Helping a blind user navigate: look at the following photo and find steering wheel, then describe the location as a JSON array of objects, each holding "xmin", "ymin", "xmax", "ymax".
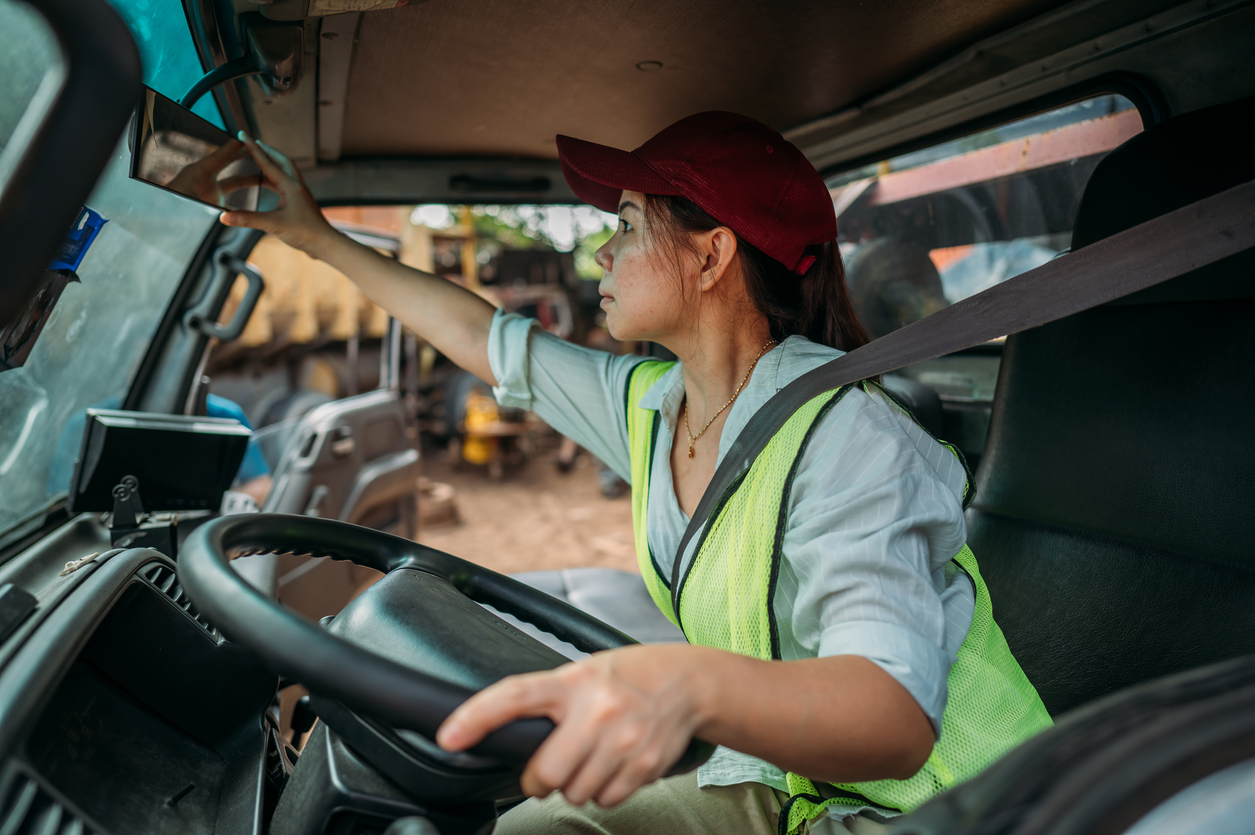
[{"xmin": 179, "ymin": 513, "xmax": 713, "ymax": 773}]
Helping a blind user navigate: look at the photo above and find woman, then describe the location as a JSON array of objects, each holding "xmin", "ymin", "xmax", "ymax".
[{"xmin": 222, "ymin": 112, "xmax": 1050, "ymax": 835}]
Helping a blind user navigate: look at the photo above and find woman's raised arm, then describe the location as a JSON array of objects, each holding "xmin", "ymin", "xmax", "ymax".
[{"xmin": 220, "ymin": 132, "xmax": 498, "ymax": 384}]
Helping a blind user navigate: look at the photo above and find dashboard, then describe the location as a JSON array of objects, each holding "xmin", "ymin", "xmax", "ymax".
[{"xmin": 0, "ymin": 519, "xmax": 278, "ymax": 834}]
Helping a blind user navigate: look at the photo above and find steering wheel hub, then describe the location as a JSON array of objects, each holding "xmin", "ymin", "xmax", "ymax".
[{"xmin": 179, "ymin": 513, "xmax": 713, "ymax": 788}]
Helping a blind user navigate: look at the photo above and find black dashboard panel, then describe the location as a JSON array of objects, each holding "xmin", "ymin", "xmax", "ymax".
[
  {"xmin": 0, "ymin": 549, "xmax": 278, "ymax": 835},
  {"xmin": 28, "ymin": 660, "xmax": 228, "ymax": 832},
  {"xmin": 79, "ymin": 568, "xmax": 274, "ymax": 748}
]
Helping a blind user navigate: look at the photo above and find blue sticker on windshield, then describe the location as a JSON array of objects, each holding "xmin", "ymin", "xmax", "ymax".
[{"xmin": 49, "ymin": 207, "xmax": 107, "ymax": 272}]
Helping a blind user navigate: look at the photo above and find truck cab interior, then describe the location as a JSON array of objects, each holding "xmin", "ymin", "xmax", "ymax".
[{"xmin": 0, "ymin": 1, "xmax": 1252, "ymax": 834}]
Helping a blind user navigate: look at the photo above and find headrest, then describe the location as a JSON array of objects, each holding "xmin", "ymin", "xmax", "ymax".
[
  {"xmin": 1073, "ymin": 95, "xmax": 1255, "ymax": 248},
  {"xmin": 1070, "ymin": 96, "xmax": 1255, "ymax": 304}
]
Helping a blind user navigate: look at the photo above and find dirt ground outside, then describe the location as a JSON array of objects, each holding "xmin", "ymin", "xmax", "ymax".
[{"xmin": 417, "ymin": 435, "xmax": 638, "ymax": 576}]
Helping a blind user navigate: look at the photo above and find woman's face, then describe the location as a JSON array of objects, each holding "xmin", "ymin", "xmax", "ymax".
[{"xmin": 593, "ymin": 190, "xmax": 688, "ymax": 342}]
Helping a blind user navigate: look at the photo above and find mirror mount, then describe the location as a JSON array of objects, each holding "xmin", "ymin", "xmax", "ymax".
[
  {"xmin": 180, "ymin": 56, "xmax": 259, "ymax": 110},
  {"xmin": 179, "ymin": 14, "xmax": 303, "ymax": 109}
]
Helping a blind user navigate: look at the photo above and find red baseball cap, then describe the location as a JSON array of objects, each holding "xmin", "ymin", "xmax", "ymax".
[{"xmin": 556, "ymin": 111, "xmax": 837, "ymax": 275}]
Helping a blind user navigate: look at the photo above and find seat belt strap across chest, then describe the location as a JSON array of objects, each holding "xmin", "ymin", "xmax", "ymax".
[{"xmin": 671, "ymin": 178, "xmax": 1255, "ymax": 599}]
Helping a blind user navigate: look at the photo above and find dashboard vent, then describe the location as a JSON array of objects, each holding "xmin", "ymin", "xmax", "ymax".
[
  {"xmin": 1, "ymin": 773, "xmax": 102, "ymax": 834},
  {"xmin": 139, "ymin": 563, "xmax": 220, "ymax": 640}
]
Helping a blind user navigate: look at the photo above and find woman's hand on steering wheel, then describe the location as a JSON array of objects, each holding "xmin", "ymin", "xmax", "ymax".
[
  {"xmin": 437, "ymin": 643, "xmax": 711, "ymax": 808},
  {"xmin": 219, "ymin": 132, "xmax": 340, "ymax": 257}
]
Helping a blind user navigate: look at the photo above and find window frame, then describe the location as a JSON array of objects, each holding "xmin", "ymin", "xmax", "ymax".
[{"xmin": 816, "ymin": 73, "xmax": 1162, "ymax": 184}]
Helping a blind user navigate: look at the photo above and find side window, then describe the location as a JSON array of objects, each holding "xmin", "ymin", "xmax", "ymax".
[
  {"xmin": 829, "ymin": 95, "xmax": 1143, "ymax": 468},
  {"xmin": 0, "ymin": 0, "xmax": 63, "ymax": 193},
  {"xmin": 831, "ymin": 94, "xmax": 1143, "ymax": 339}
]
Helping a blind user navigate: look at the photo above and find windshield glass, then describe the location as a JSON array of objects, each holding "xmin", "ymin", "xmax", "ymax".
[
  {"xmin": 0, "ymin": 0, "xmax": 62, "ymax": 194},
  {"xmin": 0, "ymin": 137, "xmax": 218, "ymax": 551},
  {"xmin": 108, "ymin": 0, "xmax": 224, "ymax": 128},
  {"xmin": 0, "ymin": 0, "xmax": 223, "ymax": 550}
]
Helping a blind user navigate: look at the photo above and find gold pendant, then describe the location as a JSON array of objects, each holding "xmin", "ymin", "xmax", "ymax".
[{"xmin": 688, "ymin": 442, "xmax": 695, "ymax": 459}]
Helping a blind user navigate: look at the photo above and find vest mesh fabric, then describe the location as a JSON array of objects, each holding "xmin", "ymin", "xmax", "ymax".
[
  {"xmin": 677, "ymin": 390, "xmax": 841, "ymax": 654},
  {"xmin": 624, "ymin": 362, "xmax": 1052, "ymax": 834},
  {"xmin": 629, "ymin": 361, "xmax": 680, "ymax": 623},
  {"xmin": 780, "ymin": 544, "xmax": 1052, "ymax": 834}
]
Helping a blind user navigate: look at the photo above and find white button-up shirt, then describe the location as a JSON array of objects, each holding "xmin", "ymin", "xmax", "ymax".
[{"xmin": 488, "ymin": 309, "xmax": 974, "ymax": 796}]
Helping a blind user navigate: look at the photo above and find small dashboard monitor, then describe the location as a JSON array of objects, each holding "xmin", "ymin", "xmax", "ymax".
[{"xmin": 68, "ymin": 409, "xmax": 251, "ymax": 514}]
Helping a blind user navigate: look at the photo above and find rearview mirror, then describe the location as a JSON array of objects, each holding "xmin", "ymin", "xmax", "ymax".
[{"xmin": 129, "ymin": 86, "xmax": 276, "ymax": 211}]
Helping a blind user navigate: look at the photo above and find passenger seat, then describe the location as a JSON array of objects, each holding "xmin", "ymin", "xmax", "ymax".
[
  {"xmin": 965, "ymin": 95, "xmax": 1255, "ymax": 715},
  {"xmin": 505, "ymin": 569, "xmax": 685, "ymax": 659}
]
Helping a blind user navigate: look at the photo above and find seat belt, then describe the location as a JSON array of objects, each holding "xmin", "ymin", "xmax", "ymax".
[{"xmin": 670, "ymin": 178, "xmax": 1255, "ymax": 599}]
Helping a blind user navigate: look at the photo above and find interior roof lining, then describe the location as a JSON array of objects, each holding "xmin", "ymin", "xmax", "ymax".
[{"xmin": 331, "ymin": 0, "xmax": 1078, "ymax": 159}]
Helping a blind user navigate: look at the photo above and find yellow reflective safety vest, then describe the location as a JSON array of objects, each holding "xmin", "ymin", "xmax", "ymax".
[{"xmin": 625, "ymin": 360, "xmax": 1052, "ymax": 834}]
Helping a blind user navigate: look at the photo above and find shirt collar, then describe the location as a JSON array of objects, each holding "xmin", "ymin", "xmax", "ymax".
[
  {"xmin": 637, "ymin": 360, "xmax": 681, "ymax": 412},
  {"xmin": 635, "ymin": 336, "xmax": 844, "ymax": 437}
]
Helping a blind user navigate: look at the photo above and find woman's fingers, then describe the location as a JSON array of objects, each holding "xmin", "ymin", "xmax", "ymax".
[
  {"xmin": 591, "ymin": 762, "xmax": 638, "ymax": 808},
  {"xmin": 438, "ymin": 647, "xmax": 706, "ymax": 808},
  {"xmin": 525, "ymin": 686, "xmax": 683, "ymax": 806},
  {"xmin": 436, "ymin": 669, "xmax": 597, "ymax": 799},
  {"xmin": 220, "ymin": 208, "xmax": 278, "ymax": 232},
  {"xmin": 517, "ymin": 689, "xmax": 609, "ymax": 799},
  {"xmin": 518, "ymin": 722, "xmax": 596, "ymax": 799},
  {"xmin": 563, "ymin": 699, "xmax": 685, "ymax": 806},
  {"xmin": 239, "ymin": 131, "xmax": 304, "ymax": 188},
  {"xmin": 436, "ymin": 672, "xmax": 564, "ymax": 752},
  {"xmin": 236, "ymin": 131, "xmax": 291, "ymax": 188},
  {"xmin": 593, "ymin": 733, "xmax": 686, "ymax": 807},
  {"xmin": 549, "ymin": 732, "xmax": 624, "ymax": 805},
  {"xmin": 217, "ymin": 133, "xmax": 338, "ymax": 255},
  {"xmin": 256, "ymin": 138, "xmax": 306, "ymax": 184}
]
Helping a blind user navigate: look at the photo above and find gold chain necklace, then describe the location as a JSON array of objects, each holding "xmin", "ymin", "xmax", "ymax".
[{"xmin": 683, "ymin": 338, "xmax": 776, "ymax": 459}]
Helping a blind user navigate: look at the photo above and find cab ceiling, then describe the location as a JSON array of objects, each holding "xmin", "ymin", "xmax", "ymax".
[{"xmin": 336, "ymin": 0, "xmax": 1077, "ymax": 159}]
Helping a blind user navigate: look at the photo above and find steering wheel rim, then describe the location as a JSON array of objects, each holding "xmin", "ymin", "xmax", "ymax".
[{"xmin": 180, "ymin": 512, "xmax": 645, "ymax": 763}]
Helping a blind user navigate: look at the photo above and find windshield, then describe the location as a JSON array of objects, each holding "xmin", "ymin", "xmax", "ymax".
[
  {"xmin": 0, "ymin": 0, "xmax": 61, "ymax": 197},
  {"xmin": 108, "ymin": 0, "xmax": 225, "ymax": 128},
  {"xmin": 0, "ymin": 145, "xmax": 218, "ymax": 549},
  {"xmin": 0, "ymin": 1, "xmax": 221, "ymax": 550}
]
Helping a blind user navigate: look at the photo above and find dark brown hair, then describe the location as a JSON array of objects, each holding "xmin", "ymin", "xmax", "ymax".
[{"xmin": 643, "ymin": 194, "xmax": 871, "ymax": 352}]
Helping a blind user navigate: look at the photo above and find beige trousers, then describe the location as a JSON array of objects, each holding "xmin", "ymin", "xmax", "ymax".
[{"xmin": 494, "ymin": 772, "xmax": 889, "ymax": 835}]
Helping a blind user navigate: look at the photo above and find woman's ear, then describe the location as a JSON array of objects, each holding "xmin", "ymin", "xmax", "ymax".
[{"xmin": 696, "ymin": 226, "xmax": 739, "ymax": 292}]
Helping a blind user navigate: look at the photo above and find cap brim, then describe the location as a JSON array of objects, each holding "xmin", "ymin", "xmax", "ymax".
[{"xmin": 556, "ymin": 134, "xmax": 677, "ymax": 214}]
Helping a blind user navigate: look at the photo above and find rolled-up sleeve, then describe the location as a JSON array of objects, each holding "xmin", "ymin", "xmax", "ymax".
[
  {"xmin": 775, "ymin": 388, "xmax": 971, "ymax": 736},
  {"xmin": 488, "ymin": 310, "xmax": 539, "ymax": 409},
  {"xmin": 486, "ymin": 309, "xmax": 645, "ymax": 481}
]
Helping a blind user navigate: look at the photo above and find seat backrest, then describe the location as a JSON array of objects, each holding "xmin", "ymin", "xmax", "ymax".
[
  {"xmin": 265, "ymin": 388, "xmax": 418, "ymax": 535},
  {"xmin": 967, "ymin": 97, "xmax": 1255, "ymax": 716}
]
